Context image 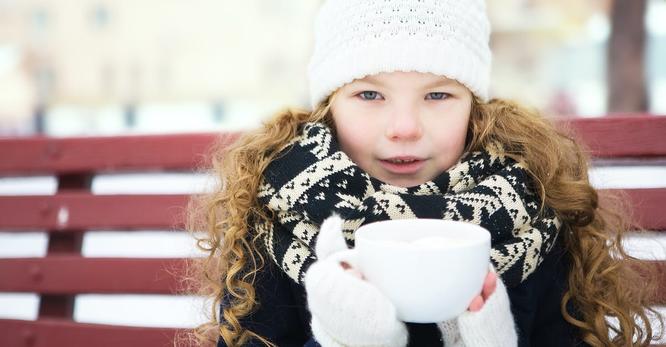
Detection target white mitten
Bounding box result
[438,319,462,346]
[437,274,517,347]
[305,215,409,347]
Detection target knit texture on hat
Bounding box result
[307,0,492,108]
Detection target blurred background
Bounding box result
[0,0,664,137]
[1,0,666,336]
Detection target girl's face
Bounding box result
[330,71,473,188]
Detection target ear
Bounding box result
[315,214,349,260]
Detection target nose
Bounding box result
[384,106,423,141]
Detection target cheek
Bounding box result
[444,105,471,147]
[433,130,466,154]
[334,120,371,161]
[428,113,470,162]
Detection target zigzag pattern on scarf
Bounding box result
[257,122,561,287]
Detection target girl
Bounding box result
[186,0,660,346]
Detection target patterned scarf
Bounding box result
[256,122,561,287]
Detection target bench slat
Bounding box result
[561,116,666,158]
[625,188,666,231]
[3,318,666,347]
[0,318,664,347]
[0,132,238,175]
[1,258,666,300]
[0,257,186,294]
[0,193,189,230]
[0,117,664,175]
[0,318,180,347]
[2,257,666,311]
[1,188,664,231]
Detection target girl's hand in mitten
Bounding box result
[438,268,517,347]
[305,215,408,347]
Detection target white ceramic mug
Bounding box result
[331,219,491,323]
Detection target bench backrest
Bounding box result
[0,116,664,347]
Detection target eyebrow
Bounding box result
[359,76,456,89]
[423,79,456,88]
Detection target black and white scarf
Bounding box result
[256,122,561,287]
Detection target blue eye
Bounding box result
[359,91,383,100]
[426,92,449,100]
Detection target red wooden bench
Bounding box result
[0,116,665,347]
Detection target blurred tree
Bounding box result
[608,0,648,113]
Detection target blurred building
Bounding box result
[490,0,666,117]
[0,0,664,136]
[0,0,320,135]
[488,0,604,114]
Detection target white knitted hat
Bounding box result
[307,0,492,109]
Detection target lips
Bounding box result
[379,156,426,174]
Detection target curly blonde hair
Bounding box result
[182,93,661,346]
